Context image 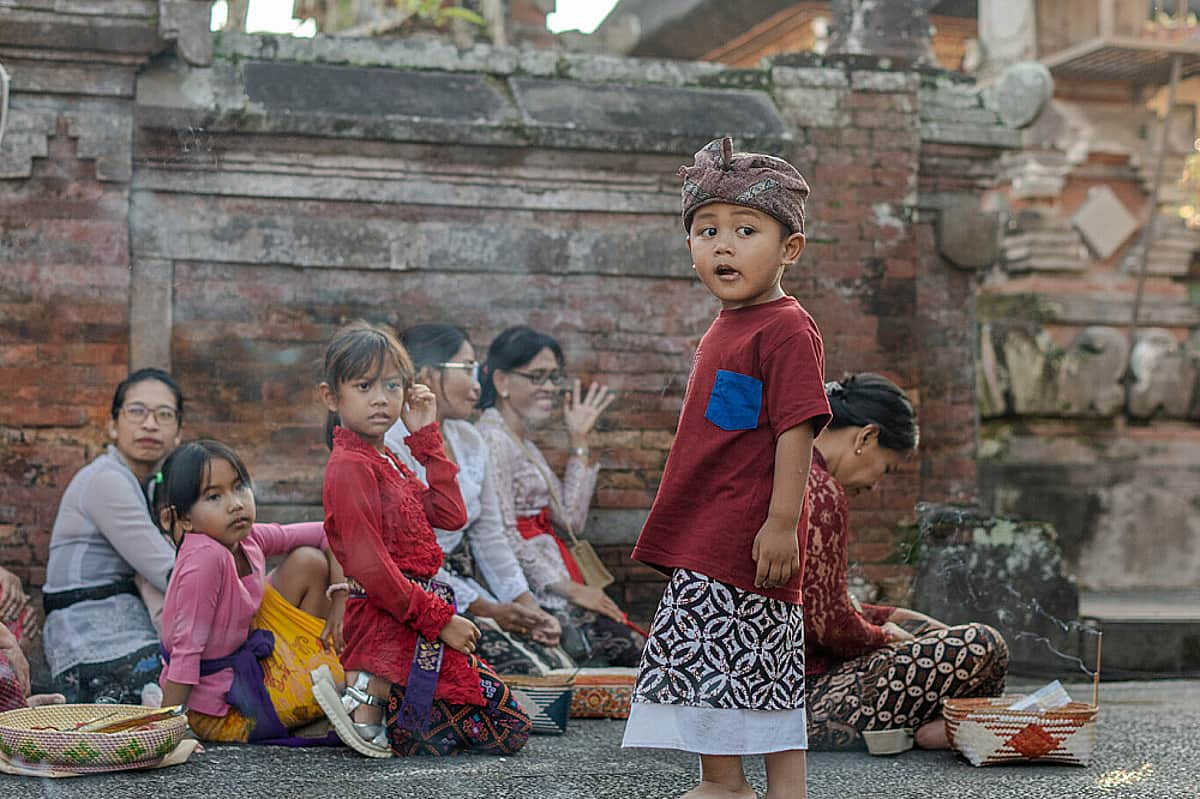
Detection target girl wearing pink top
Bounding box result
[157,440,346,743]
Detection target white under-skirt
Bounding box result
[622,701,808,755]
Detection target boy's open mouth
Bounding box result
[715,264,740,279]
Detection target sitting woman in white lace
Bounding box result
[385,323,569,675]
[476,326,643,667]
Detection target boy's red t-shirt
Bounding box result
[631,295,831,604]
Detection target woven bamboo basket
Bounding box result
[943,696,1098,767]
[546,667,638,719]
[0,704,186,773]
[503,672,575,735]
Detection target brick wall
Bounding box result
[0,16,1014,621]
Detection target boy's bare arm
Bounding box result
[751,424,816,590]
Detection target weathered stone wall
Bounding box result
[977,94,1200,591]
[1,5,1015,623]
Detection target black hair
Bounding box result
[111,368,184,424]
[321,321,414,449]
[477,326,565,410]
[401,323,471,371]
[156,439,253,546]
[825,373,919,452]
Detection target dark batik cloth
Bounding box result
[469,615,573,676]
[632,568,805,709]
[386,654,531,757]
[54,641,161,705]
[805,621,1008,750]
[558,605,644,669]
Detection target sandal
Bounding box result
[311,666,392,758]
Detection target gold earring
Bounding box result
[855,448,863,455]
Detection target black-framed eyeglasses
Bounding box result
[509,369,568,388]
[122,404,178,425]
[437,361,480,381]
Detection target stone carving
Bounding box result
[1128,328,1197,419]
[983,61,1053,130]
[159,0,213,67]
[979,323,1133,418]
[1071,185,1140,260]
[0,109,56,179]
[1002,208,1088,272]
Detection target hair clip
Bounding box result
[154,471,164,484]
[824,380,844,397]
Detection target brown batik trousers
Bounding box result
[805,622,1009,750]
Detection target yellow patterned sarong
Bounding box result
[188,583,344,742]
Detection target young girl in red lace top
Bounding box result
[310,321,531,758]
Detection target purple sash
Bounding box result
[161,630,338,747]
[396,579,456,734]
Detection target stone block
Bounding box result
[936,205,1000,269]
[510,78,788,140]
[0,109,56,179]
[560,54,726,86]
[850,70,918,93]
[243,62,513,125]
[905,504,1083,677]
[770,66,850,89]
[1071,185,1139,260]
[65,111,133,182]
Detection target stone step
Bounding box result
[1079,590,1200,679]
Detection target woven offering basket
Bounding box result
[503,673,576,735]
[0,704,187,773]
[943,696,1099,767]
[546,667,638,719]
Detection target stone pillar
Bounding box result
[827,0,938,65]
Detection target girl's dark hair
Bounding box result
[322,321,414,448]
[156,439,252,542]
[825,373,919,452]
[111,368,184,424]
[477,325,564,410]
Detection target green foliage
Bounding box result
[397,0,485,27]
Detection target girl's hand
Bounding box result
[563,379,616,447]
[0,567,26,622]
[438,615,481,655]
[320,595,346,653]
[881,622,915,644]
[751,518,800,589]
[566,583,624,623]
[401,383,438,432]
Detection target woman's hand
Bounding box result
[438,615,481,655]
[564,582,624,623]
[514,593,562,646]
[0,567,26,622]
[889,607,948,631]
[401,383,438,432]
[880,622,915,644]
[473,599,545,637]
[320,595,346,653]
[751,518,800,590]
[563,379,616,448]
[0,624,30,695]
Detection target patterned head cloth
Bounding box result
[679,137,810,235]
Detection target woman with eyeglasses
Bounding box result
[385,323,570,675]
[476,326,644,667]
[41,368,185,703]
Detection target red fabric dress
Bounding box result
[803,449,896,678]
[322,424,481,707]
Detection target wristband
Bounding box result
[325,582,349,600]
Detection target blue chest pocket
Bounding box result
[704,370,763,431]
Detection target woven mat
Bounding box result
[0,738,198,778]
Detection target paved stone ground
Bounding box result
[6,680,1196,798]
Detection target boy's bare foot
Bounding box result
[680,781,757,799]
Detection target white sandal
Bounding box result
[311,666,392,758]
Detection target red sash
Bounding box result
[516,507,584,585]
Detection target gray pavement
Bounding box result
[5,680,1199,798]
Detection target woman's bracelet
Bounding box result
[325,582,349,600]
[570,446,589,458]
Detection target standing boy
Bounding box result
[622,137,831,799]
